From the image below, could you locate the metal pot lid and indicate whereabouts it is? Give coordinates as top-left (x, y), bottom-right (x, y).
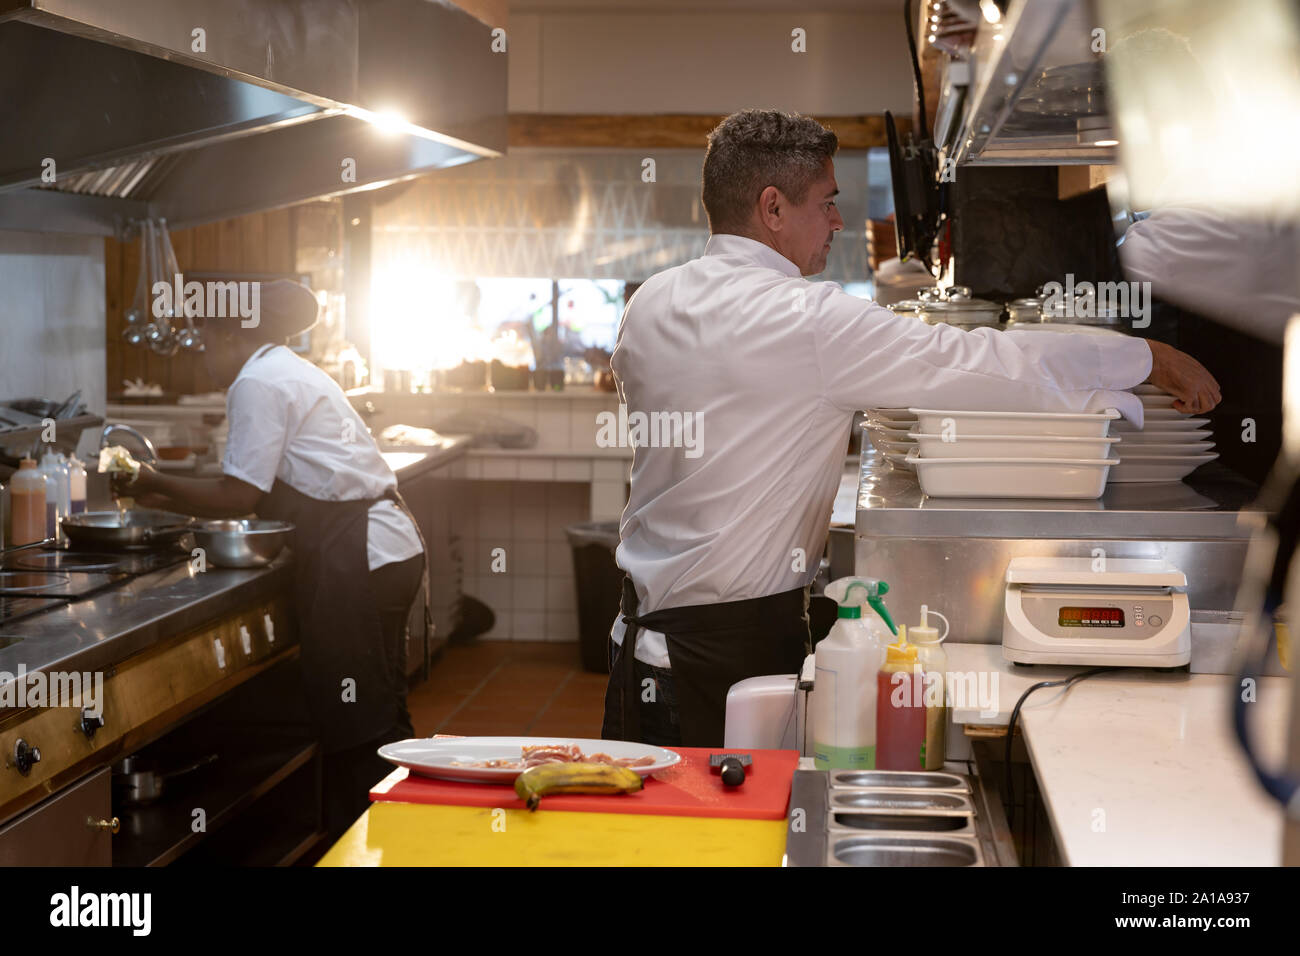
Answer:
top-left (889, 299), bottom-right (925, 314)
top-left (923, 297), bottom-right (1002, 313)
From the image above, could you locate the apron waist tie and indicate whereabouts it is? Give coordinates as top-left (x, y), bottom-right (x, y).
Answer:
top-left (616, 576), bottom-right (808, 742)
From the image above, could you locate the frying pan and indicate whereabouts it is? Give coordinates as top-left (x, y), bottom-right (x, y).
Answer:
top-left (62, 510), bottom-right (193, 551)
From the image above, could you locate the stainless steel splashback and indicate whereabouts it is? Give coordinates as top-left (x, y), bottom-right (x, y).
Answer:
top-left (852, 450), bottom-right (1260, 647)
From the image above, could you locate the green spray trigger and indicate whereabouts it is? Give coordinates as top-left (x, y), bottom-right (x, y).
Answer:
top-left (867, 583), bottom-right (898, 635)
top-left (824, 577), bottom-right (898, 633)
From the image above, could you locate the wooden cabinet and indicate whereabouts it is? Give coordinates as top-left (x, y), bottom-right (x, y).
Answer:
top-left (0, 596), bottom-right (295, 827)
top-left (0, 769), bottom-right (113, 867)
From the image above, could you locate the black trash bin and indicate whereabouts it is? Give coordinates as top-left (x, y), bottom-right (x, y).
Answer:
top-left (565, 521), bottom-right (622, 673)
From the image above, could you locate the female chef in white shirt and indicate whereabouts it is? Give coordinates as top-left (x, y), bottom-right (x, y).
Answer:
top-left (121, 279), bottom-right (424, 841)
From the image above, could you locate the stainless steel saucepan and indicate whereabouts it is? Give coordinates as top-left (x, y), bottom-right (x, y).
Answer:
top-left (113, 753), bottom-right (218, 808)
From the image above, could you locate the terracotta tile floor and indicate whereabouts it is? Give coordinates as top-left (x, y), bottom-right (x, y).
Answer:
top-left (408, 641), bottom-right (609, 738)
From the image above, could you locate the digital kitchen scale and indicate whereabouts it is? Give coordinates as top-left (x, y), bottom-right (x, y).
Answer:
top-left (1002, 556), bottom-right (1190, 667)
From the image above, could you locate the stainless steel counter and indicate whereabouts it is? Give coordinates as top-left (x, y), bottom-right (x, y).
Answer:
top-left (853, 449), bottom-right (1262, 645)
top-left (856, 449), bottom-right (1262, 540)
top-left (0, 556), bottom-right (291, 692)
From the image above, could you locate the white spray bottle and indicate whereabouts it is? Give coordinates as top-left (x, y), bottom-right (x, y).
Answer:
top-left (812, 577), bottom-right (898, 770)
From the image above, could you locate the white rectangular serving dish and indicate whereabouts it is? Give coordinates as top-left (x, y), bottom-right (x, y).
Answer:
top-left (909, 431), bottom-right (1120, 460)
top-left (907, 450), bottom-right (1118, 499)
top-left (908, 408), bottom-right (1119, 438)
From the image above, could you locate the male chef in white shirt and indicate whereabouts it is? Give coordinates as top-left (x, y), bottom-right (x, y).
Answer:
top-left (601, 109), bottom-right (1221, 748)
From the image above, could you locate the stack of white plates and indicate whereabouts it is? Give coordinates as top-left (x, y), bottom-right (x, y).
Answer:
top-left (863, 407), bottom-right (919, 469)
top-left (1108, 385), bottom-right (1218, 483)
top-left (904, 408), bottom-right (1122, 499)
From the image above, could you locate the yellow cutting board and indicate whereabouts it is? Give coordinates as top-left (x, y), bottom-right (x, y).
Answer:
top-left (317, 802), bottom-right (787, 867)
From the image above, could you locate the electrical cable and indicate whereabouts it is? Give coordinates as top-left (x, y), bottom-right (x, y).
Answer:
top-left (1228, 452), bottom-right (1300, 811)
top-left (1002, 667), bottom-right (1113, 826)
top-left (904, 0), bottom-right (929, 137)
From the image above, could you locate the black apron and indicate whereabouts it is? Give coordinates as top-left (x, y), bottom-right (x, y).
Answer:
top-left (604, 575), bottom-right (811, 747)
top-left (258, 479), bottom-right (427, 752)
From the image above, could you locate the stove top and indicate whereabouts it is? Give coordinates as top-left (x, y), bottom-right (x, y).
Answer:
top-left (0, 546), bottom-right (192, 624)
top-left (4, 550), bottom-right (126, 573)
top-left (0, 569), bottom-right (125, 598)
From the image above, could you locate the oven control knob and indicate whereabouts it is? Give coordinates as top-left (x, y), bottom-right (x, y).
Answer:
top-left (78, 710), bottom-right (104, 740)
top-left (239, 624), bottom-right (253, 655)
top-left (263, 613), bottom-right (275, 645)
top-left (1149, 615), bottom-right (1162, 627)
top-left (12, 739), bottom-right (41, 776)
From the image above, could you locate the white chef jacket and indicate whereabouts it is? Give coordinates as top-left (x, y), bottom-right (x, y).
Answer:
top-left (609, 233), bottom-right (1152, 668)
top-left (222, 345), bottom-right (423, 571)
top-left (1119, 206), bottom-right (1300, 346)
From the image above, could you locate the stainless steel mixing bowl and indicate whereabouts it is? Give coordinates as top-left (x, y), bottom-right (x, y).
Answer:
top-left (191, 519), bottom-right (294, 568)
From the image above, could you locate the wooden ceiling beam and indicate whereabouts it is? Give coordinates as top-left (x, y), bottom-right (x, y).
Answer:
top-left (508, 113), bottom-right (911, 150)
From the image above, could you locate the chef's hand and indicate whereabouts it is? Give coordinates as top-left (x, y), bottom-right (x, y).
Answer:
top-left (1145, 340), bottom-right (1222, 414)
top-left (110, 462), bottom-right (158, 499)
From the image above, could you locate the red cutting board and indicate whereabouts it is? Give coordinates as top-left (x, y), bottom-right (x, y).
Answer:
top-left (370, 746), bottom-right (799, 820)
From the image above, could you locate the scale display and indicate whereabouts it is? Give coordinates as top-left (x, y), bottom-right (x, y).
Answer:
top-left (1058, 606), bottom-right (1125, 628)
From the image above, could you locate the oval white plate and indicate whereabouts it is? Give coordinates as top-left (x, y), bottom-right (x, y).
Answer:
top-left (1117, 441), bottom-right (1215, 457)
top-left (378, 736), bottom-right (682, 784)
top-left (1112, 417), bottom-right (1210, 432)
top-left (1142, 407), bottom-right (1208, 421)
top-left (1109, 452), bottom-right (1218, 483)
top-left (1116, 428), bottom-right (1212, 443)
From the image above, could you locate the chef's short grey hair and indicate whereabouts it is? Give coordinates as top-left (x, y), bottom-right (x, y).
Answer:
top-left (702, 110), bottom-right (838, 234)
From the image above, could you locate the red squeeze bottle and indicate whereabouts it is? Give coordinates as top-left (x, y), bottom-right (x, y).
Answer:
top-left (874, 625), bottom-right (928, 771)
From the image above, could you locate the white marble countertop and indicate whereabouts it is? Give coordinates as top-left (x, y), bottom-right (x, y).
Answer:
top-left (945, 642), bottom-right (1291, 866)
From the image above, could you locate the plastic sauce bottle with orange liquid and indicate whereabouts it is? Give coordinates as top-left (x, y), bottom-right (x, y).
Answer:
top-left (875, 625), bottom-right (928, 771)
top-left (8, 458), bottom-right (48, 546)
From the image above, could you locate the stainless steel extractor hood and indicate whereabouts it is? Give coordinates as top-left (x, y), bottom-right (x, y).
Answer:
top-left (941, 0), bottom-right (1118, 167)
top-left (0, 0), bottom-right (507, 235)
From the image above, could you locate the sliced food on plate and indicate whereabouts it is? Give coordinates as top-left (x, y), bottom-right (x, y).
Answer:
top-left (377, 735), bottom-right (681, 785)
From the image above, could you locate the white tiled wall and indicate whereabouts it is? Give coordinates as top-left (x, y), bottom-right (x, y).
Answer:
top-left (0, 231), bottom-right (107, 457)
top-left (381, 391), bottom-right (634, 643)
top-left (427, 479), bottom-right (594, 643)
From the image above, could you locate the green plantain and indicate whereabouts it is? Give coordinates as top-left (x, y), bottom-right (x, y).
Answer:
top-left (513, 762), bottom-right (644, 810)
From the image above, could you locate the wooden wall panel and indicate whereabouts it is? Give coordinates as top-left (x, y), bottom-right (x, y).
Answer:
top-left (105, 209), bottom-right (299, 399)
top-left (508, 113), bottom-right (910, 150)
